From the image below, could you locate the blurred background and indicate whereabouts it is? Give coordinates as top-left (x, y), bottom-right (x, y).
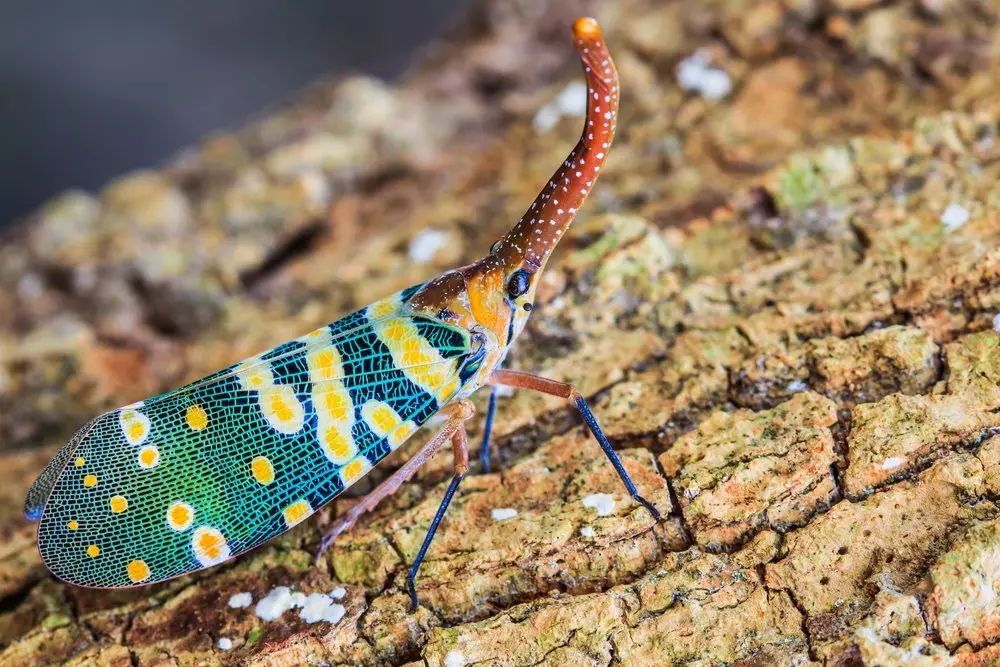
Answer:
top-left (0, 0), bottom-right (471, 229)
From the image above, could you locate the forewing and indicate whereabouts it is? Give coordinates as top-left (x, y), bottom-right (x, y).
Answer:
top-left (33, 285), bottom-right (473, 587)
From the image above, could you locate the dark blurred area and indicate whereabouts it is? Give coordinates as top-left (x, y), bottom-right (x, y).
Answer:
top-left (0, 0), bottom-right (471, 230)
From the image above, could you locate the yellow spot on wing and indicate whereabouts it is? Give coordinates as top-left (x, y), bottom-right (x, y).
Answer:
top-left (127, 559), bottom-right (150, 583)
top-left (388, 421), bottom-right (417, 449)
top-left (308, 342), bottom-right (357, 464)
top-left (87, 544), bottom-right (100, 558)
top-left (109, 495), bottom-right (128, 513)
top-left (75, 457), bottom-right (85, 467)
top-left (362, 400), bottom-right (401, 436)
top-left (67, 520), bottom-right (78, 531)
top-left (283, 499), bottom-right (313, 528)
top-left (367, 293), bottom-right (402, 320)
top-left (166, 501), bottom-right (194, 531)
top-left (307, 347), bottom-right (343, 382)
top-left (83, 474), bottom-right (97, 488)
top-left (340, 457), bottom-right (371, 486)
top-left (191, 526), bottom-right (230, 566)
top-left (251, 456), bottom-right (275, 485)
top-left (185, 405), bottom-right (209, 431)
top-left (236, 359), bottom-right (275, 391)
top-left (119, 409), bottom-right (151, 446)
top-left (259, 385), bottom-right (305, 434)
top-left (372, 317), bottom-right (462, 397)
top-left (138, 446), bottom-right (160, 469)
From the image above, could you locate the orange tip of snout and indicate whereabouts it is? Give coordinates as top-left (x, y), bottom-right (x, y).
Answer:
top-left (572, 16), bottom-right (603, 41)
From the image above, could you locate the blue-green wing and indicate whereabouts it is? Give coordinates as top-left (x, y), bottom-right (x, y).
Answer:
top-left (29, 284), bottom-right (480, 587)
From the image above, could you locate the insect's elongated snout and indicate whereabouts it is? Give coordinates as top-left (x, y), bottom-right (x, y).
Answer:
top-left (492, 16), bottom-right (619, 277)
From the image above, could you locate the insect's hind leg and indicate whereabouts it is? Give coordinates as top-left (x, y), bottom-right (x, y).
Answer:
top-left (316, 400), bottom-right (476, 562)
top-left (479, 385), bottom-right (499, 473)
top-left (407, 421), bottom-right (470, 612)
top-left (487, 369), bottom-right (662, 522)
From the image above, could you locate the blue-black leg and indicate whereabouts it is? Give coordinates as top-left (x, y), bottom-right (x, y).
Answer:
top-left (479, 385), bottom-right (499, 473)
top-left (407, 471), bottom-right (465, 612)
top-left (407, 423), bottom-right (471, 612)
top-left (488, 369), bottom-right (661, 523)
top-left (573, 395), bottom-right (662, 522)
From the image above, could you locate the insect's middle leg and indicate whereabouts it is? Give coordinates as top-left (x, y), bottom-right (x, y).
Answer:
top-left (479, 385), bottom-right (499, 473)
top-left (488, 369), bottom-right (662, 522)
top-left (316, 400), bottom-right (476, 561)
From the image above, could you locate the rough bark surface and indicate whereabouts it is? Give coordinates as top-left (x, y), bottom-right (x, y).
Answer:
top-left (3, 0), bottom-right (1000, 664)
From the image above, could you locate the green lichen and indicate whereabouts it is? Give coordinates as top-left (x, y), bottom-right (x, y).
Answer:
top-left (776, 155), bottom-right (821, 212)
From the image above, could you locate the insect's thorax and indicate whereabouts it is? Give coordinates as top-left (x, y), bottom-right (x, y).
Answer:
top-left (407, 256), bottom-right (533, 397)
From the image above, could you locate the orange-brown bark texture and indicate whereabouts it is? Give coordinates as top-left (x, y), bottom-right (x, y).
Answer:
top-left (4, 0), bottom-right (1000, 664)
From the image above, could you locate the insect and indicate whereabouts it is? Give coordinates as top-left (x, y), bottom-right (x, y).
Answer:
top-left (24, 17), bottom-right (659, 611)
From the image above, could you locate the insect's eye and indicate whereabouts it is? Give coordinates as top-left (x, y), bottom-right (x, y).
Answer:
top-left (507, 269), bottom-right (531, 299)
top-left (490, 240), bottom-right (502, 254)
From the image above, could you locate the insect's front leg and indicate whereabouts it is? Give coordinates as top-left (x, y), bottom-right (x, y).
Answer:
top-left (407, 419), bottom-right (470, 611)
top-left (316, 400), bottom-right (476, 561)
top-left (487, 369), bottom-right (662, 522)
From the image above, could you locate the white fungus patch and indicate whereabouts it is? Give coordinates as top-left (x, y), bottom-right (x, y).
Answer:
top-left (533, 80), bottom-right (588, 133)
top-left (491, 507), bottom-right (518, 521)
top-left (254, 586), bottom-right (294, 621)
top-left (408, 229), bottom-right (449, 263)
top-left (881, 457), bottom-right (905, 471)
top-left (253, 586), bottom-right (347, 625)
top-left (941, 203), bottom-right (970, 231)
top-left (580, 526), bottom-right (596, 538)
top-left (582, 493), bottom-right (616, 516)
top-left (786, 379), bottom-right (808, 393)
top-left (445, 649), bottom-right (466, 667)
top-left (217, 637), bottom-right (233, 651)
top-left (676, 52), bottom-right (732, 101)
top-left (993, 313), bottom-right (1000, 333)
top-left (298, 592), bottom-right (346, 624)
top-left (331, 586), bottom-right (347, 600)
top-left (227, 592), bottom-right (253, 609)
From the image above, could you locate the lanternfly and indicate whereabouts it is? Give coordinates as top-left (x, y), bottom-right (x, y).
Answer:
top-left (24, 17), bottom-right (659, 611)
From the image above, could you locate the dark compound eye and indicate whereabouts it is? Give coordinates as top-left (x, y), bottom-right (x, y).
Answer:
top-left (507, 269), bottom-right (531, 299)
top-left (490, 240), bottom-right (502, 254)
